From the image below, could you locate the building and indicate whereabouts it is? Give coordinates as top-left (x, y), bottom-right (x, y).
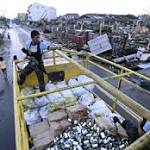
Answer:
top-left (18, 13), bottom-right (27, 22)
top-left (27, 3), bottom-right (57, 22)
top-left (60, 14), bottom-right (79, 20)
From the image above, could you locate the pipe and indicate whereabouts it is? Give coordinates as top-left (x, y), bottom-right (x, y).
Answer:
top-left (113, 54), bottom-right (137, 63)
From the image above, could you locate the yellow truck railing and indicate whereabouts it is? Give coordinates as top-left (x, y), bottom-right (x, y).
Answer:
top-left (13, 49), bottom-right (150, 150)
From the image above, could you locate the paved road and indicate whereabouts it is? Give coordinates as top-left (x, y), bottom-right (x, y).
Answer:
top-left (0, 26), bottom-right (30, 150)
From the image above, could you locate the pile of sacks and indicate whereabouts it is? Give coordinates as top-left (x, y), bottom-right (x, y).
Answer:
top-left (23, 75), bottom-right (95, 125)
top-left (23, 74), bottom-right (123, 134)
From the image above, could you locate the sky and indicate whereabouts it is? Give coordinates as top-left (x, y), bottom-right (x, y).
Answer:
top-left (0, 0), bottom-right (150, 19)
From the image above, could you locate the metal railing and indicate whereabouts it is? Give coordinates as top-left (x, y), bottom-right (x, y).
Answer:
top-left (13, 49), bottom-right (150, 150)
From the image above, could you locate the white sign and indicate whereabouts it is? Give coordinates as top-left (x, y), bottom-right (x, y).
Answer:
top-left (88, 34), bottom-right (112, 55)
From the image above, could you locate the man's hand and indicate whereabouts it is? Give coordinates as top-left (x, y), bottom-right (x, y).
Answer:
top-left (113, 116), bottom-right (120, 124)
top-left (21, 48), bottom-right (31, 56)
top-left (21, 48), bottom-right (27, 53)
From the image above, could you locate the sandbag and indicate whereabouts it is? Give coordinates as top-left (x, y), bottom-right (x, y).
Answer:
top-left (68, 78), bottom-right (88, 96)
top-left (23, 99), bottom-right (37, 108)
top-left (77, 75), bottom-right (95, 91)
top-left (56, 81), bottom-right (74, 98)
top-left (89, 99), bottom-right (112, 118)
top-left (78, 92), bottom-right (95, 107)
top-left (39, 105), bottom-right (52, 119)
top-left (21, 87), bottom-right (37, 108)
top-left (46, 83), bottom-right (63, 102)
top-left (24, 109), bottom-right (41, 125)
top-left (34, 96), bottom-right (49, 107)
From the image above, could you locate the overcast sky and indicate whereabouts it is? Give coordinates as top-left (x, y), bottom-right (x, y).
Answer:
top-left (0, 0), bottom-right (150, 19)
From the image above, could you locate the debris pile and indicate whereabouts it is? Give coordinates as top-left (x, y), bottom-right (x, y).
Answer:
top-left (48, 120), bottom-right (129, 150)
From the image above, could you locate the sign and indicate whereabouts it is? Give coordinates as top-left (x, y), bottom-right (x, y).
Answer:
top-left (88, 34), bottom-right (112, 55)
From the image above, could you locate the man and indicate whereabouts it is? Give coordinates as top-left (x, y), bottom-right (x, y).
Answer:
top-left (138, 118), bottom-right (150, 136)
top-left (0, 56), bottom-right (7, 80)
top-left (113, 116), bottom-right (150, 143)
top-left (18, 30), bottom-right (58, 92)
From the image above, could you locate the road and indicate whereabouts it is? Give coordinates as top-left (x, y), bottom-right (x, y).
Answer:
top-left (0, 26), bottom-right (150, 150)
top-left (0, 26), bottom-right (51, 150)
top-left (0, 26), bottom-right (30, 150)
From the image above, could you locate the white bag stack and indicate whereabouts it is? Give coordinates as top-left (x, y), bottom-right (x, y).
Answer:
top-left (77, 75), bottom-right (95, 92)
top-left (34, 96), bottom-right (49, 107)
top-left (89, 98), bottom-right (112, 118)
top-left (39, 105), bottom-right (51, 119)
top-left (56, 81), bottom-right (74, 98)
top-left (68, 78), bottom-right (88, 96)
top-left (78, 93), bottom-right (95, 107)
top-left (45, 83), bottom-right (62, 102)
top-left (21, 87), bottom-right (37, 108)
top-left (24, 109), bottom-right (41, 125)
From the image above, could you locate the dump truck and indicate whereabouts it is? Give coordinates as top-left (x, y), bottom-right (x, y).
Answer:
top-left (13, 49), bottom-right (150, 150)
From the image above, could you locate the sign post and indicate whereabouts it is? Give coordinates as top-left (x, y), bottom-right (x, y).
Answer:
top-left (88, 34), bottom-right (112, 55)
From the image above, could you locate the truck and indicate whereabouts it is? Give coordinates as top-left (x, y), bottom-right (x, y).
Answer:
top-left (13, 49), bottom-right (150, 150)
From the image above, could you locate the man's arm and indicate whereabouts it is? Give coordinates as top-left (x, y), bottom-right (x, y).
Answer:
top-left (21, 48), bottom-right (31, 56)
top-left (21, 41), bottom-right (32, 56)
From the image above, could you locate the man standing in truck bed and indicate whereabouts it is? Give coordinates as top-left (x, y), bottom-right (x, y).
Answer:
top-left (18, 30), bottom-right (59, 92)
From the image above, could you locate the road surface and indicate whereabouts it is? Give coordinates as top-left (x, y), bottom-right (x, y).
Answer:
top-left (0, 26), bottom-right (51, 150)
top-left (0, 26), bottom-right (30, 150)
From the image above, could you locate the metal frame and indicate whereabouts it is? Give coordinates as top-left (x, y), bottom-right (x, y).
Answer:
top-left (13, 49), bottom-right (150, 150)
top-left (57, 50), bottom-right (150, 120)
top-left (125, 131), bottom-right (150, 150)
